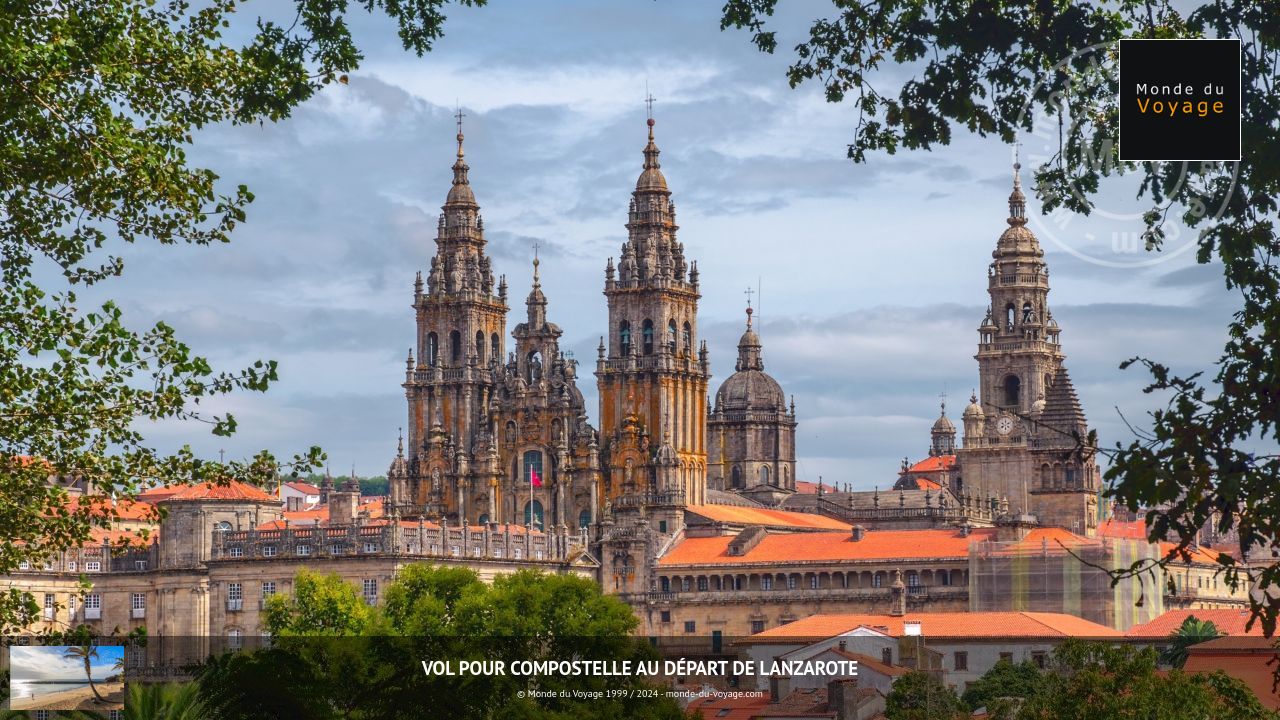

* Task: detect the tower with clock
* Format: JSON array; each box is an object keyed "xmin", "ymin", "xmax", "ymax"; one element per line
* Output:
[{"xmin": 955, "ymin": 159, "xmax": 1101, "ymax": 536}]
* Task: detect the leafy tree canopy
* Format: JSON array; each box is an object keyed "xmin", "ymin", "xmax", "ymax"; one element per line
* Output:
[
  {"xmin": 721, "ymin": 0, "xmax": 1280, "ymax": 631},
  {"xmin": 885, "ymin": 670, "xmax": 966, "ymax": 720},
  {"xmin": 0, "ymin": 0, "xmax": 483, "ymax": 631}
]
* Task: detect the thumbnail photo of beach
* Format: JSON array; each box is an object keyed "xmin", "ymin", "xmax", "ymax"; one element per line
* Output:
[{"xmin": 8, "ymin": 644, "xmax": 125, "ymax": 711}]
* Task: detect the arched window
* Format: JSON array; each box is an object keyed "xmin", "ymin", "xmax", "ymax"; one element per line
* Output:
[
  {"xmin": 1006, "ymin": 304, "xmax": 1016, "ymax": 330},
  {"xmin": 682, "ymin": 322, "xmax": 692, "ymax": 351},
  {"xmin": 759, "ymin": 465, "xmax": 771, "ymax": 485},
  {"xmin": 660, "ymin": 576, "xmax": 671, "ymax": 592},
  {"xmin": 478, "ymin": 513, "xmax": 489, "ymax": 525},
  {"xmin": 667, "ymin": 319, "xmax": 677, "ymax": 351},
  {"xmin": 523, "ymin": 500, "xmax": 544, "ymax": 530},
  {"xmin": 1065, "ymin": 466, "xmax": 1077, "ymax": 486},
  {"xmin": 731, "ymin": 466, "xmax": 742, "ymax": 489},
  {"xmin": 449, "ymin": 330, "xmax": 462, "ymax": 364},
  {"xmin": 427, "ymin": 333, "xmax": 439, "ymax": 366},
  {"xmin": 215, "ymin": 521, "xmax": 233, "ymax": 532},
  {"xmin": 907, "ymin": 572, "xmax": 920, "ymax": 587},
  {"xmin": 578, "ymin": 510, "xmax": 591, "ymax": 528},
  {"xmin": 782, "ymin": 466, "xmax": 789, "ymax": 487},
  {"xmin": 475, "ymin": 331, "xmax": 485, "ymax": 363},
  {"xmin": 1022, "ymin": 302, "xmax": 1034, "ymax": 323},
  {"xmin": 1004, "ymin": 375, "xmax": 1021, "ymax": 407},
  {"xmin": 619, "ymin": 321, "xmax": 631, "ymax": 355},
  {"xmin": 873, "ymin": 572, "xmax": 884, "ymax": 588},
  {"xmin": 490, "ymin": 333, "xmax": 500, "ymax": 361},
  {"xmin": 522, "ymin": 450, "xmax": 543, "ymax": 489},
  {"xmin": 642, "ymin": 320, "xmax": 654, "ymax": 354}
]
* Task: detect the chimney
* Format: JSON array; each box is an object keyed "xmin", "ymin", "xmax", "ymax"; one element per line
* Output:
[
  {"xmin": 328, "ymin": 486, "xmax": 358, "ymax": 526},
  {"xmin": 838, "ymin": 640, "xmax": 847, "ymax": 652},
  {"xmin": 768, "ymin": 673, "xmax": 790, "ymax": 704},
  {"xmin": 829, "ymin": 677, "xmax": 882, "ymax": 720},
  {"xmin": 287, "ymin": 496, "xmax": 301, "ymax": 512},
  {"xmin": 851, "ymin": 525, "xmax": 866, "ymax": 542}
]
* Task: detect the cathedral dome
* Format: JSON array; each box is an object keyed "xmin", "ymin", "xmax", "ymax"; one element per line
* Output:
[
  {"xmin": 716, "ymin": 368, "xmax": 786, "ymax": 412},
  {"xmin": 714, "ymin": 307, "xmax": 786, "ymax": 412},
  {"xmin": 932, "ymin": 413, "xmax": 955, "ymax": 432},
  {"xmin": 445, "ymin": 131, "xmax": 477, "ymax": 206}
]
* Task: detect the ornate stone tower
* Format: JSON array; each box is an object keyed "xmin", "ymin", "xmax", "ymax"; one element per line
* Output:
[
  {"xmin": 595, "ymin": 115, "xmax": 711, "ymax": 514},
  {"xmin": 391, "ymin": 119, "xmax": 509, "ymax": 523},
  {"xmin": 487, "ymin": 256, "xmax": 601, "ymax": 529},
  {"xmin": 929, "ymin": 401, "xmax": 957, "ymax": 457},
  {"xmin": 707, "ymin": 305, "xmax": 797, "ymax": 491},
  {"xmin": 957, "ymin": 158, "xmax": 1100, "ymax": 535}
]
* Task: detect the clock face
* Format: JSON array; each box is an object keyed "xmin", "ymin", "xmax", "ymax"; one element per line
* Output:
[{"xmin": 996, "ymin": 416, "xmax": 1016, "ymax": 436}]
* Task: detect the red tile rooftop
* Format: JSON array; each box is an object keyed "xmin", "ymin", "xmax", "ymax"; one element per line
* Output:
[
  {"xmin": 685, "ymin": 505, "xmax": 852, "ymax": 531},
  {"xmin": 1126, "ymin": 608, "xmax": 1264, "ymax": 638},
  {"xmin": 908, "ymin": 455, "xmax": 955, "ymax": 474},
  {"xmin": 659, "ymin": 527, "xmax": 995, "ymax": 567},
  {"xmin": 159, "ymin": 481, "xmax": 276, "ymax": 502},
  {"xmin": 748, "ymin": 611, "xmax": 1122, "ymax": 642}
]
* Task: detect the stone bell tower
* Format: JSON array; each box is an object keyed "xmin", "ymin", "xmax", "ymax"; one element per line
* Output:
[
  {"xmin": 958, "ymin": 156, "xmax": 1100, "ymax": 534},
  {"xmin": 595, "ymin": 112, "xmax": 710, "ymax": 513},
  {"xmin": 392, "ymin": 114, "xmax": 509, "ymax": 522}
]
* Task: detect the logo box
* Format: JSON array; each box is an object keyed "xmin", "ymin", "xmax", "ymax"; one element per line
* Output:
[{"xmin": 1118, "ymin": 38, "xmax": 1241, "ymax": 162}]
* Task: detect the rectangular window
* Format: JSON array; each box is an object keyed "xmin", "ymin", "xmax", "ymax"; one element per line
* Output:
[
  {"xmin": 296, "ymin": 545, "xmax": 311, "ymax": 556},
  {"xmin": 999, "ymin": 652, "xmax": 1013, "ymax": 663},
  {"xmin": 85, "ymin": 561, "xmax": 101, "ymax": 572},
  {"xmin": 363, "ymin": 542, "xmax": 378, "ymax": 553},
  {"xmin": 43, "ymin": 593, "xmax": 55, "ymax": 621},
  {"xmin": 882, "ymin": 648, "xmax": 893, "ymax": 665},
  {"xmin": 261, "ymin": 581, "xmax": 276, "ymax": 598},
  {"xmin": 262, "ymin": 545, "xmax": 277, "ymax": 557},
  {"xmin": 683, "ymin": 621, "xmax": 696, "ymax": 633},
  {"xmin": 472, "ymin": 546, "xmax": 482, "ymax": 557},
  {"xmin": 451, "ymin": 546, "xmax": 460, "ymax": 557},
  {"xmin": 761, "ymin": 576, "xmax": 773, "ymax": 590},
  {"xmin": 954, "ymin": 652, "xmax": 968, "ymax": 671},
  {"xmin": 660, "ymin": 611, "xmax": 671, "ymax": 623},
  {"xmin": 67, "ymin": 561, "xmax": 77, "ymax": 572},
  {"xmin": 750, "ymin": 620, "xmax": 765, "ymax": 634},
  {"xmin": 229, "ymin": 547, "xmax": 243, "ymax": 558},
  {"xmin": 697, "ymin": 577, "xmax": 708, "ymax": 591},
  {"xmin": 18, "ymin": 560, "xmax": 29, "ymax": 570},
  {"xmin": 329, "ymin": 544, "xmax": 342, "ymax": 555},
  {"xmin": 362, "ymin": 579, "xmax": 377, "ymax": 606},
  {"xmin": 227, "ymin": 583, "xmax": 243, "ymax": 611},
  {"xmin": 110, "ymin": 710, "xmax": 123, "ymax": 720},
  {"xmin": 68, "ymin": 595, "xmax": 76, "ymax": 615},
  {"xmin": 131, "ymin": 592, "xmax": 146, "ymax": 618},
  {"xmin": 134, "ymin": 560, "xmax": 148, "ymax": 571},
  {"xmin": 787, "ymin": 576, "xmax": 797, "ymax": 589},
  {"xmin": 494, "ymin": 548, "xmax": 504, "ymax": 558},
  {"xmin": 513, "ymin": 548, "xmax": 522, "ymax": 560},
  {"xmin": 1032, "ymin": 652, "xmax": 1046, "ymax": 669},
  {"xmin": 809, "ymin": 575, "xmax": 819, "ymax": 589}
]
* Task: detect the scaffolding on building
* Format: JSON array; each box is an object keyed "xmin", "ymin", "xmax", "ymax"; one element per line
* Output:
[{"xmin": 969, "ymin": 533, "xmax": 1164, "ymax": 631}]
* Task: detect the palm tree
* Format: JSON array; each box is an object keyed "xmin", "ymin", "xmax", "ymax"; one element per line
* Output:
[
  {"xmin": 62, "ymin": 645, "xmax": 106, "ymax": 703},
  {"xmin": 121, "ymin": 682, "xmax": 210, "ymax": 720},
  {"xmin": 1159, "ymin": 615, "xmax": 1222, "ymax": 668}
]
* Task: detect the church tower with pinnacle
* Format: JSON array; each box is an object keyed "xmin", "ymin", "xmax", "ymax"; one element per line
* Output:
[
  {"xmin": 391, "ymin": 115, "xmax": 509, "ymax": 523},
  {"xmin": 596, "ymin": 112, "xmax": 711, "ymax": 515},
  {"xmin": 957, "ymin": 156, "xmax": 1101, "ymax": 535}
]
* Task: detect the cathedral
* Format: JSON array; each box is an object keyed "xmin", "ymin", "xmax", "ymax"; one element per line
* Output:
[{"xmin": 384, "ymin": 112, "xmax": 1100, "ymax": 541}]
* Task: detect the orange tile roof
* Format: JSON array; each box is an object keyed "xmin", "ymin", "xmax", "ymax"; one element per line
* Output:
[
  {"xmin": 162, "ymin": 481, "xmax": 276, "ymax": 502},
  {"xmin": 829, "ymin": 648, "xmax": 907, "ymax": 677},
  {"xmin": 689, "ymin": 692, "xmax": 771, "ymax": 720},
  {"xmin": 908, "ymin": 455, "xmax": 955, "ymax": 474},
  {"xmin": 87, "ymin": 527, "xmax": 155, "ymax": 548},
  {"xmin": 794, "ymin": 481, "xmax": 821, "ymax": 494},
  {"xmin": 1098, "ymin": 517, "xmax": 1150, "ymax": 540},
  {"xmin": 1126, "ymin": 608, "xmax": 1263, "ymax": 638},
  {"xmin": 1158, "ymin": 541, "xmax": 1226, "ymax": 565},
  {"xmin": 1184, "ymin": 638, "xmax": 1280, "ymax": 709},
  {"xmin": 659, "ymin": 527, "xmax": 997, "ymax": 566},
  {"xmin": 283, "ymin": 481, "xmax": 322, "ymax": 495},
  {"xmin": 63, "ymin": 496, "xmax": 157, "ymax": 522},
  {"xmin": 685, "ymin": 505, "xmax": 852, "ymax": 531},
  {"xmin": 137, "ymin": 485, "xmax": 184, "ymax": 502},
  {"xmin": 749, "ymin": 612, "xmax": 1122, "ymax": 642},
  {"xmin": 909, "ymin": 477, "xmax": 942, "ymax": 491}
]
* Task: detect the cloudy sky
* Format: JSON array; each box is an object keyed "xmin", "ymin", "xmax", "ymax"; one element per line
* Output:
[
  {"xmin": 10, "ymin": 645, "xmax": 123, "ymax": 682},
  {"xmin": 101, "ymin": 1, "xmax": 1233, "ymax": 487}
]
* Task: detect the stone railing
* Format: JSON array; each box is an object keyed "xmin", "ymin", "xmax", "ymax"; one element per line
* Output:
[
  {"xmin": 210, "ymin": 521, "xmax": 586, "ymax": 565},
  {"xmin": 640, "ymin": 585, "xmax": 969, "ymax": 606}
]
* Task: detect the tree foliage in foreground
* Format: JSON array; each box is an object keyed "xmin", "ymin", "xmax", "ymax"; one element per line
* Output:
[
  {"xmin": 885, "ymin": 670, "xmax": 966, "ymax": 720},
  {"xmin": 199, "ymin": 566, "xmax": 689, "ymax": 720},
  {"xmin": 721, "ymin": 0, "xmax": 1280, "ymax": 630},
  {"xmin": 1013, "ymin": 640, "xmax": 1276, "ymax": 720},
  {"xmin": 1159, "ymin": 615, "xmax": 1223, "ymax": 668},
  {"xmin": 0, "ymin": 0, "xmax": 485, "ymax": 631}
]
